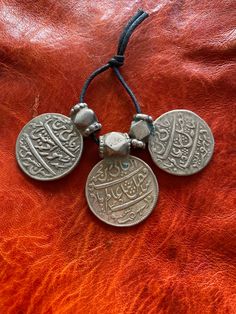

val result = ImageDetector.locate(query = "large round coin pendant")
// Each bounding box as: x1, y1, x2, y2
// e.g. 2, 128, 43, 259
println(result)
86, 156, 158, 227
148, 110, 214, 176
16, 113, 83, 181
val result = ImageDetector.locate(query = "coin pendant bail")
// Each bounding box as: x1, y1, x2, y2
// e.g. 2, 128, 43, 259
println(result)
148, 110, 214, 176
16, 113, 83, 181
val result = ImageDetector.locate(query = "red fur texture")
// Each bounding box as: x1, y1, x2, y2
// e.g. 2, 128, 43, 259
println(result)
0, 1, 235, 313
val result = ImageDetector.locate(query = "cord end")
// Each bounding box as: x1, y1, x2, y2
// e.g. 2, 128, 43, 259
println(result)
137, 9, 149, 18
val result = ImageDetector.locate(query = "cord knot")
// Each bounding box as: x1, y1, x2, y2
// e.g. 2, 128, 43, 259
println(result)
108, 55, 124, 67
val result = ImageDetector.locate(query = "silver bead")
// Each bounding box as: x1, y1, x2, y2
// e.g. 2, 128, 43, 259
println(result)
70, 103, 102, 137
129, 113, 153, 143
131, 139, 146, 149
70, 103, 87, 115
135, 113, 153, 122
99, 132, 131, 158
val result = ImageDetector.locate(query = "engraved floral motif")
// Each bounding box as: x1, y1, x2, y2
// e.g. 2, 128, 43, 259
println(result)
16, 113, 83, 180
148, 110, 214, 175
86, 156, 158, 226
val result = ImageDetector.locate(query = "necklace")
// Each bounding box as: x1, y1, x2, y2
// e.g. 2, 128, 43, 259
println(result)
15, 10, 214, 227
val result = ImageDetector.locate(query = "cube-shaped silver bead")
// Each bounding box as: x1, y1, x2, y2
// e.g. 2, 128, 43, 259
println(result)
129, 114, 153, 144
99, 132, 131, 158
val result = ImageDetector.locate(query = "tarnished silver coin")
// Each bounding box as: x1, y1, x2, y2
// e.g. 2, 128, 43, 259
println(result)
86, 156, 158, 227
148, 110, 214, 176
16, 113, 83, 181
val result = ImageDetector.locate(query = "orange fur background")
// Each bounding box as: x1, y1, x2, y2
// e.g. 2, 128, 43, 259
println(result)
0, 1, 236, 313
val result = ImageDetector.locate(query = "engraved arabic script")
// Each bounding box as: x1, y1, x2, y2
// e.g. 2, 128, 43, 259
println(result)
149, 110, 214, 175
86, 156, 158, 226
16, 113, 83, 180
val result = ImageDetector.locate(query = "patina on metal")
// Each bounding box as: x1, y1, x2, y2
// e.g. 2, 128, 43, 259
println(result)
99, 132, 131, 158
148, 110, 214, 176
16, 113, 83, 181
86, 132, 159, 227
70, 103, 102, 137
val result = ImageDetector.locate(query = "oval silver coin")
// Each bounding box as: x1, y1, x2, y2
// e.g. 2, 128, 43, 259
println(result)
86, 156, 158, 227
148, 110, 214, 176
16, 113, 83, 181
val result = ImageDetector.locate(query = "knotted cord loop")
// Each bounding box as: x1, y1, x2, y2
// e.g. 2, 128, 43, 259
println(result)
108, 55, 125, 67
79, 9, 149, 143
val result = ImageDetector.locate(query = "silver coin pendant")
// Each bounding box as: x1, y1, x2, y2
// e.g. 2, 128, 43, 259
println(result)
16, 113, 83, 180
148, 110, 214, 176
86, 156, 158, 227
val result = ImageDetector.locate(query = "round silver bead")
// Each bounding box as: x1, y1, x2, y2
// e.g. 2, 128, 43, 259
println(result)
84, 128, 91, 136
70, 102, 101, 137
135, 113, 153, 122
131, 139, 146, 149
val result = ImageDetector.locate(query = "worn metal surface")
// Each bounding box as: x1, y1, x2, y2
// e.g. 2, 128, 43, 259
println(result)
16, 113, 83, 180
148, 110, 214, 175
86, 156, 158, 226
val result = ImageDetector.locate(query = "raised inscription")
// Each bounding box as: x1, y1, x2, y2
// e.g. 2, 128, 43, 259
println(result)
16, 113, 83, 180
148, 110, 214, 175
86, 156, 158, 227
